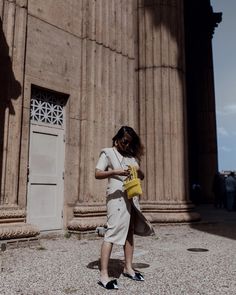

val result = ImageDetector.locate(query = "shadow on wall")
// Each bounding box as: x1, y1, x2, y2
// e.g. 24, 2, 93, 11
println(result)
142, 0, 185, 75
0, 18, 21, 199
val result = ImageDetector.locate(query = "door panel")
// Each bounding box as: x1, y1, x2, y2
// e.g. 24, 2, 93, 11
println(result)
27, 124, 64, 231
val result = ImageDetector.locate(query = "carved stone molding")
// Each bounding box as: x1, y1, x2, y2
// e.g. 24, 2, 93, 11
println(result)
68, 200, 200, 233
141, 201, 201, 223
73, 204, 106, 217
68, 217, 106, 232
0, 206, 40, 240
68, 204, 107, 232
0, 205, 26, 223
0, 223, 40, 240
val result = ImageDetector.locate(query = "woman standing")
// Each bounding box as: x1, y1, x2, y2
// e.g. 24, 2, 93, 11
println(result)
95, 126, 154, 290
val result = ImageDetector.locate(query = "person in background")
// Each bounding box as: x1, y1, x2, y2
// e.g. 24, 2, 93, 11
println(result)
191, 182, 202, 205
212, 172, 226, 209
95, 126, 154, 290
225, 171, 236, 211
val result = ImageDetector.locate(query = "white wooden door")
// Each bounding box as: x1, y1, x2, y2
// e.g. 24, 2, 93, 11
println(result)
27, 124, 65, 230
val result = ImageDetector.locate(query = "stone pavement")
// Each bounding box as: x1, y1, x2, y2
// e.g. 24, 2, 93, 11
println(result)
0, 205, 236, 295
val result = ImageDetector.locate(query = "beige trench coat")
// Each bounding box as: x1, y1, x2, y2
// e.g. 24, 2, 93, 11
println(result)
96, 147, 154, 246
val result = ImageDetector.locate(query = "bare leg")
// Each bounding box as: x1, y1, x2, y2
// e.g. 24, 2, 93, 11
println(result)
123, 224, 135, 276
123, 225, 144, 282
100, 241, 113, 283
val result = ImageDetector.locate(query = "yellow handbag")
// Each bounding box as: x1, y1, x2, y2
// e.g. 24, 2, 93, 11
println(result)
123, 166, 143, 199
113, 148, 142, 199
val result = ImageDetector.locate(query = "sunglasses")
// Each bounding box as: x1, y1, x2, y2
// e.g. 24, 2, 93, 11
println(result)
121, 138, 132, 146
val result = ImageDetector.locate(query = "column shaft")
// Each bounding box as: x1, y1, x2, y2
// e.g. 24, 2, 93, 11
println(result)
0, 0, 39, 239
68, 0, 139, 232
138, 0, 199, 222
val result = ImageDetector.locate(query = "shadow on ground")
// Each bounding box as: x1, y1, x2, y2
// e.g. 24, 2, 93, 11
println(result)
190, 205, 236, 241
87, 259, 150, 278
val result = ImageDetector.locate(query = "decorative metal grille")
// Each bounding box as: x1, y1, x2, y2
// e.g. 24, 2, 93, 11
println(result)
30, 87, 66, 126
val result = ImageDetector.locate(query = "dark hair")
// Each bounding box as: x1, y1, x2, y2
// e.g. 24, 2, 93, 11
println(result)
112, 126, 144, 161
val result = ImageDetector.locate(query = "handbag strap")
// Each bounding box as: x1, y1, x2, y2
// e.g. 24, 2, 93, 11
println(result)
113, 148, 137, 182
113, 148, 129, 182
113, 147, 124, 169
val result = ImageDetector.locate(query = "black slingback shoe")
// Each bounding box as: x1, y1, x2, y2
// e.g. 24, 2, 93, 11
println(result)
123, 272, 144, 281
98, 279, 118, 290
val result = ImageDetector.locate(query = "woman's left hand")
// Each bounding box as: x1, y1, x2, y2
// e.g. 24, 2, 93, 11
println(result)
137, 168, 144, 180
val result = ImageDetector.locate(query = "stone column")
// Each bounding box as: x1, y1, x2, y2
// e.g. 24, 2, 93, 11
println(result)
68, 0, 139, 233
184, 1, 222, 203
197, 9, 222, 202
0, 0, 39, 239
137, 0, 200, 222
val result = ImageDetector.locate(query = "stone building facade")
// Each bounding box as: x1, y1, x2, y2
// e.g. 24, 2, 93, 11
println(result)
0, 0, 221, 239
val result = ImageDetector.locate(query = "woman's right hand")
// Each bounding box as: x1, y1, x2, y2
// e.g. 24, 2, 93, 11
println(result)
113, 169, 130, 177
95, 168, 129, 179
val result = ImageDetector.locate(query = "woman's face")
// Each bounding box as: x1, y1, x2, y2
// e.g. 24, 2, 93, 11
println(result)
117, 132, 133, 153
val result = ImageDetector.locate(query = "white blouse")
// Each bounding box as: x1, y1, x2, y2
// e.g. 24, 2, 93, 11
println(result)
96, 147, 139, 196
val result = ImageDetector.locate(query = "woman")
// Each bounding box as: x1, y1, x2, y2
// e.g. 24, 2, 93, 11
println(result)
95, 126, 154, 290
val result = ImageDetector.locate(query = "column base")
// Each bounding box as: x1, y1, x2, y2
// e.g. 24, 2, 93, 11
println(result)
0, 205, 40, 240
67, 201, 201, 234
67, 203, 106, 233
141, 201, 201, 223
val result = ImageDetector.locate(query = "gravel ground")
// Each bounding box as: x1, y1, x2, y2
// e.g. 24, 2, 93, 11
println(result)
0, 206, 236, 295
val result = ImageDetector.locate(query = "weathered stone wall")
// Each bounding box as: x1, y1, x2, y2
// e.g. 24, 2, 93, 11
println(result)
0, 0, 39, 239
66, 0, 139, 230
23, 0, 139, 229
0, 0, 27, 207
0, 0, 219, 237
23, 0, 85, 225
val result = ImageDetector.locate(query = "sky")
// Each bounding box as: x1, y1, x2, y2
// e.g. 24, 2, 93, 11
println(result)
211, 0, 236, 172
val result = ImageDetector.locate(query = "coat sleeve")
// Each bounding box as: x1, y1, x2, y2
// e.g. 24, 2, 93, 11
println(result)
96, 151, 109, 171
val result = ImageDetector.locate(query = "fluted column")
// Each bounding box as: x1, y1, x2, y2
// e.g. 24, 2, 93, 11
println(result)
185, 1, 221, 203
197, 9, 221, 202
68, 0, 139, 232
138, 0, 200, 222
0, 0, 39, 239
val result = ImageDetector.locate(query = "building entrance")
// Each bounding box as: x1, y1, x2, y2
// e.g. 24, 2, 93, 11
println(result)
27, 87, 66, 230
